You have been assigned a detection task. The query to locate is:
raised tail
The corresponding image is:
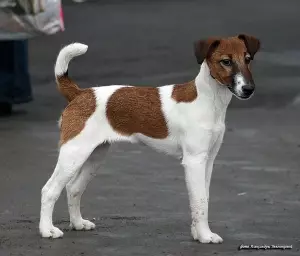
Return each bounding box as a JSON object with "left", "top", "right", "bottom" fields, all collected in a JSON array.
[{"left": 55, "top": 43, "right": 88, "bottom": 102}]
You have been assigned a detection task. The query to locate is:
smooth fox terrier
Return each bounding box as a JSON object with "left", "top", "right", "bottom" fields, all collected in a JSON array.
[{"left": 39, "top": 34, "right": 260, "bottom": 243}]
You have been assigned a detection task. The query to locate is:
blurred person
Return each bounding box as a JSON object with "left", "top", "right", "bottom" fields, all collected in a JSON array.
[
  {"left": 0, "top": 40, "right": 32, "bottom": 116},
  {"left": 0, "top": 0, "right": 62, "bottom": 117}
]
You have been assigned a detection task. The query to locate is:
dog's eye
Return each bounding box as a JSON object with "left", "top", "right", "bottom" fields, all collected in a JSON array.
[
  {"left": 220, "top": 59, "right": 232, "bottom": 66},
  {"left": 245, "top": 55, "right": 252, "bottom": 64}
]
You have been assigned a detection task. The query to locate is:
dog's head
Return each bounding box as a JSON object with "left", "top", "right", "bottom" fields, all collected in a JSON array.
[{"left": 194, "top": 34, "right": 260, "bottom": 100}]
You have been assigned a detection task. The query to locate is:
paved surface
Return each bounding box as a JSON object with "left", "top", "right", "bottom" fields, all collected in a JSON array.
[{"left": 1, "top": 0, "right": 300, "bottom": 255}]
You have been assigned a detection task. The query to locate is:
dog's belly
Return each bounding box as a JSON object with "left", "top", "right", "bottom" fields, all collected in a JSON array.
[{"left": 133, "top": 134, "right": 182, "bottom": 158}]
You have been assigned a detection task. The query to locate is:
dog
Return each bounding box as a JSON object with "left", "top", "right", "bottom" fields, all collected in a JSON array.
[{"left": 39, "top": 34, "right": 260, "bottom": 243}]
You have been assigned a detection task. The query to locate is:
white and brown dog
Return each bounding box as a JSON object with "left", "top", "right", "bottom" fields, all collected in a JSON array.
[{"left": 39, "top": 34, "right": 260, "bottom": 243}]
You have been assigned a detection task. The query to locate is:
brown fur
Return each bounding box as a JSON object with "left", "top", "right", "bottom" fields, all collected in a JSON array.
[
  {"left": 194, "top": 34, "right": 260, "bottom": 86},
  {"left": 106, "top": 87, "right": 168, "bottom": 139},
  {"left": 59, "top": 89, "right": 96, "bottom": 145},
  {"left": 207, "top": 37, "right": 250, "bottom": 85},
  {"left": 238, "top": 34, "right": 261, "bottom": 59},
  {"left": 172, "top": 80, "right": 197, "bottom": 102},
  {"left": 57, "top": 75, "right": 82, "bottom": 102}
]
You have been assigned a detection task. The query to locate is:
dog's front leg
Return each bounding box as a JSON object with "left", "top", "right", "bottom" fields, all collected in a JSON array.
[
  {"left": 206, "top": 127, "right": 225, "bottom": 200},
  {"left": 182, "top": 136, "right": 223, "bottom": 244}
]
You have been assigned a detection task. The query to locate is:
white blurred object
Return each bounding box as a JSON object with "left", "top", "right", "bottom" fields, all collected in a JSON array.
[
  {"left": 0, "top": 0, "right": 64, "bottom": 40},
  {"left": 0, "top": 1, "right": 15, "bottom": 8}
]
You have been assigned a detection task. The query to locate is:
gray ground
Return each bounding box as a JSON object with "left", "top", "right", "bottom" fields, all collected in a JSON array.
[{"left": 1, "top": 0, "right": 300, "bottom": 255}]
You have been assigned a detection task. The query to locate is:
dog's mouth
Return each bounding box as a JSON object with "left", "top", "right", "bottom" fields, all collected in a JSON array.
[{"left": 227, "top": 85, "right": 254, "bottom": 100}]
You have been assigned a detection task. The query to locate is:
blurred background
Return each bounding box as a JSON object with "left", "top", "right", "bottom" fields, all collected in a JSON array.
[{"left": 0, "top": 1, "right": 300, "bottom": 255}]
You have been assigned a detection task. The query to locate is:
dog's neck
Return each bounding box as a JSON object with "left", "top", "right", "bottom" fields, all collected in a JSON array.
[{"left": 195, "top": 61, "right": 232, "bottom": 109}]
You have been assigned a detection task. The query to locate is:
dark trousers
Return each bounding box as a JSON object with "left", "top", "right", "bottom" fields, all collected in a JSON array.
[{"left": 0, "top": 40, "right": 32, "bottom": 104}]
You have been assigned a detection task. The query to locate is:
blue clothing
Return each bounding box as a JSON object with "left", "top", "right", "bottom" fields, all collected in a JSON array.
[{"left": 0, "top": 40, "right": 32, "bottom": 104}]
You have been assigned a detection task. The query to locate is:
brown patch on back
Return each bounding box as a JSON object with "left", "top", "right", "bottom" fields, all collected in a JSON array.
[
  {"left": 57, "top": 75, "right": 82, "bottom": 102},
  {"left": 106, "top": 87, "right": 168, "bottom": 139},
  {"left": 172, "top": 80, "right": 197, "bottom": 103},
  {"left": 59, "top": 89, "right": 96, "bottom": 145}
]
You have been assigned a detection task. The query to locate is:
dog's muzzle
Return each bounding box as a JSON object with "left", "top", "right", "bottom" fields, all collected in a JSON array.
[{"left": 228, "top": 73, "right": 255, "bottom": 100}]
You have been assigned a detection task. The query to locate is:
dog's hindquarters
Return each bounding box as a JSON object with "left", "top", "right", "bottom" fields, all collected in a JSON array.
[
  {"left": 39, "top": 115, "right": 106, "bottom": 238},
  {"left": 39, "top": 42, "right": 112, "bottom": 238}
]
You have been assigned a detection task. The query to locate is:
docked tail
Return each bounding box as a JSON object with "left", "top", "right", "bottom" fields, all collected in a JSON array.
[{"left": 55, "top": 43, "right": 88, "bottom": 102}]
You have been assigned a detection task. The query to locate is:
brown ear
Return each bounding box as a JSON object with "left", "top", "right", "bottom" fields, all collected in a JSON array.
[
  {"left": 238, "top": 34, "right": 260, "bottom": 59},
  {"left": 194, "top": 38, "right": 220, "bottom": 64}
]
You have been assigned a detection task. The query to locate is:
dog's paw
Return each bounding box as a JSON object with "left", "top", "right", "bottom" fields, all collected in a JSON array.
[
  {"left": 40, "top": 225, "right": 64, "bottom": 239},
  {"left": 191, "top": 225, "right": 223, "bottom": 244},
  {"left": 70, "top": 219, "right": 96, "bottom": 231},
  {"left": 200, "top": 232, "right": 223, "bottom": 244}
]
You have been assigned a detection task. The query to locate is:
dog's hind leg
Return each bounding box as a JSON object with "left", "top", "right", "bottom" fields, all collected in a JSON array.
[
  {"left": 66, "top": 144, "right": 110, "bottom": 231},
  {"left": 39, "top": 127, "right": 102, "bottom": 238}
]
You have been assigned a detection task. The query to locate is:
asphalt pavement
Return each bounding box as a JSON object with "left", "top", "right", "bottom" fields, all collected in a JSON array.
[{"left": 1, "top": 1, "right": 300, "bottom": 255}]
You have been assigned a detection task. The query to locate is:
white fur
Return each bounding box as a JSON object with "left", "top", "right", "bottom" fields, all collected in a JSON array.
[
  {"left": 54, "top": 43, "right": 88, "bottom": 77},
  {"left": 40, "top": 45, "right": 233, "bottom": 243},
  {"left": 234, "top": 72, "right": 247, "bottom": 95}
]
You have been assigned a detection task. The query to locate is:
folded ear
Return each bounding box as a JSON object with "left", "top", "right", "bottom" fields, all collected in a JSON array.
[
  {"left": 238, "top": 34, "right": 260, "bottom": 59},
  {"left": 194, "top": 37, "right": 220, "bottom": 64}
]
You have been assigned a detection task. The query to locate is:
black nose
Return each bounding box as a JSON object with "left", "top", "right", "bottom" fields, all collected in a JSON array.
[{"left": 242, "top": 84, "right": 254, "bottom": 93}]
